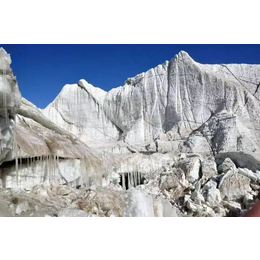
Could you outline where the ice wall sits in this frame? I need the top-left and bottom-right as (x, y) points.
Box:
(0, 48), (22, 165)
(43, 51), (260, 158)
(0, 48), (110, 189)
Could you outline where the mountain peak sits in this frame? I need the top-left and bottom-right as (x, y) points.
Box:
(178, 50), (190, 56)
(174, 50), (193, 61)
(78, 79), (107, 104)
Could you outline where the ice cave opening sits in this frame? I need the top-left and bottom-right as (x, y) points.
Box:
(119, 172), (145, 190)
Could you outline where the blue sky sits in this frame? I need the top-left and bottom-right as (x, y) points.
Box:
(1, 44), (260, 108)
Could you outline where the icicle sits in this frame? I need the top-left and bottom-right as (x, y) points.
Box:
(132, 172), (135, 187)
(85, 156), (93, 187)
(31, 157), (34, 185)
(54, 156), (57, 183)
(52, 155), (54, 183)
(128, 172), (131, 189)
(53, 155), (56, 183)
(48, 155), (51, 184)
(79, 159), (84, 186)
(2, 70), (5, 114)
(47, 155), (49, 183)
(19, 157), (22, 188)
(41, 155), (44, 182)
(26, 157), (29, 183)
(15, 154), (19, 188)
(19, 157), (22, 169)
(49, 155), (52, 184)
(43, 156), (47, 183)
(122, 173), (126, 190)
(1, 70), (4, 114)
(13, 115), (19, 189)
(75, 177), (79, 187)
(3, 69), (8, 124)
(56, 155), (59, 184)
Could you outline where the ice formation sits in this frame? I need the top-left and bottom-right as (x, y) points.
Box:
(1, 47), (260, 217)
(0, 48), (21, 167)
(43, 51), (260, 159)
(0, 48), (108, 190)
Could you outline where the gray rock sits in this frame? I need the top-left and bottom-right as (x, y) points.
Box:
(219, 170), (252, 200)
(238, 168), (260, 182)
(201, 157), (218, 184)
(159, 168), (188, 199)
(191, 190), (205, 205)
(202, 181), (222, 207)
(243, 193), (254, 209)
(176, 156), (201, 183)
(218, 158), (236, 174)
(223, 201), (242, 216)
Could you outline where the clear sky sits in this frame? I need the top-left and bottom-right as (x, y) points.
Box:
(1, 44), (260, 108)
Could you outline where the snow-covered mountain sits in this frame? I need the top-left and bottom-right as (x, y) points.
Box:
(43, 51), (260, 158)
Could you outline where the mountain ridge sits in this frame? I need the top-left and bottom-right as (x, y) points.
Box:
(41, 51), (260, 159)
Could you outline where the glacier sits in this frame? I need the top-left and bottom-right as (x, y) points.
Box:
(0, 47), (260, 217)
(43, 51), (260, 158)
